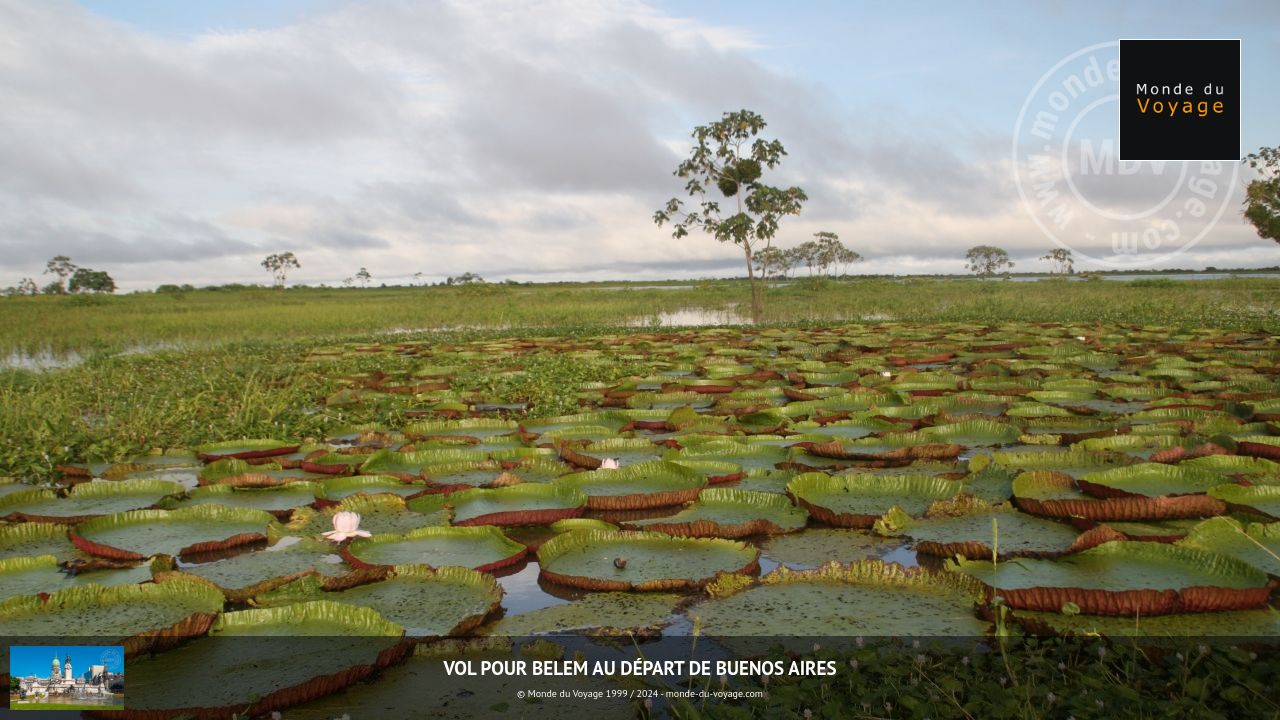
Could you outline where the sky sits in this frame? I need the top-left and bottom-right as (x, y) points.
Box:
(1, 0), (1278, 291)
(10, 645), (124, 677)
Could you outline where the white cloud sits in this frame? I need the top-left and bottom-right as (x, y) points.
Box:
(0, 0), (1271, 292)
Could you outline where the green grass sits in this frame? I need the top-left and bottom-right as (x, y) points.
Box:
(2, 277), (1278, 357)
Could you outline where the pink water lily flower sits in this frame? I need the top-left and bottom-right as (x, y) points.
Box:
(322, 511), (372, 542)
(600, 458), (620, 469)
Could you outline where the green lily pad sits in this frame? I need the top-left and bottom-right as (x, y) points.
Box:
(121, 601), (403, 713)
(345, 526), (526, 573)
(688, 561), (987, 638)
(0, 575), (224, 639)
(553, 460), (707, 510)
(194, 439), (300, 461)
(884, 503), (1084, 559)
(1177, 517), (1280, 576)
(1079, 463), (1223, 497)
(170, 537), (349, 600)
(322, 474), (429, 499)
(0, 555), (152, 602)
(537, 529), (758, 591)
(72, 505), (279, 560)
(408, 483), (587, 526)
(1209, 484), (1280, 519)
(761, 529), (901, 569)
(0, 522), (76, 562)
(620, 488), (808, 537)
(173, 481), (324, 514)
(786, 472), (962, 528)
(0, 479), (184, 521)
(290, 494), (450, 538)
(918, 420), (1020, 446)
(488, 592), (683, 636)
(950, 540), (1271, 615)
(256, 564), (501, 637)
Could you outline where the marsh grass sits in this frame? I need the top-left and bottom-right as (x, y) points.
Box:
(1, 278), (1277, 358)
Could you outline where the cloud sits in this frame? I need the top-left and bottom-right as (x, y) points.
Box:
(0, 0), (1274, 292)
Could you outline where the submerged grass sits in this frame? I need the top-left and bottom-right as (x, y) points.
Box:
(1, 277), (1277, 358)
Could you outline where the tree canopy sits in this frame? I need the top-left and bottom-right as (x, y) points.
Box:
(1243, 147), (1280, 244)
(261, 252), (301, 290)
(965, 245), (1014, 277)
(654, 109), (807, 321)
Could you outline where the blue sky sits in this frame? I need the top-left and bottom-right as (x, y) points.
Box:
(10, 645), (124, 678)
(1, 1), (1277, 290)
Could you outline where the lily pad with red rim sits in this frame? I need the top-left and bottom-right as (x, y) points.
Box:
(552, 460), (707, 510)
(949, 540), (1272, 615)
(71, 505), (280, 561)
(786, 472), (962, 528)
(0, 575), (224, 652)
(194, 439), (301, 462)
(343, 526), (526, 573)
(408, 483), (587, 527)
(537, 529), (759, 591)
(254, 564), (502, 637)
(619, 488), (808, 538)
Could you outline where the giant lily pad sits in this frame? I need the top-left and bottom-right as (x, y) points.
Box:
(121, 601), (404, 716)
(0, 576), (224, 651)
(408, 483), (587, 526)
(322, 474), (429, 500)
(194, 439), (301, 461)
(1078, 463), (1223, 498)
(881, 501), (1089, 559)
(71, 505), (279, 561)
(1177, 516), (1280, 576)
(0, 554), (152, 602)
(786, 472), (962, 528)
(171, 481), (324, 517)
(162, 536), (350, 601)
(0, 522), (76, 561)
(1013, 470), (1226, 521)
(949, 540), (1272, 615)
(344, 526), (526, 573)
(620, 488), (808, 538)
(553, 460), (707, 510)
(359, 448), (488, 480)
(537, 530), (759, 591)
(290, 494), (450, 538)
(0, 479), (184, 523)
(917, 420), (1020, 446)
(255, 564), (501, 637)
(487, 592), (683, 636)
(761, 529), (901, 569)
(1209, 483), (1280, 519)
(688, 561), (987, 638)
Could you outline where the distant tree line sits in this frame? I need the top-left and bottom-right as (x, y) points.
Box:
(2, 255), (116, 297)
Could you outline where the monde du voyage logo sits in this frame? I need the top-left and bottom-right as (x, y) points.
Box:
(1013, 39), (1241, 266)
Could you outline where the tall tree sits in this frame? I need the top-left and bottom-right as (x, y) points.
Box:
(654, 109), (807, 322)
(1039, 248), (1074, 274)
(965, 245), (1014, 277)
(68, 268), (116, 294)
(1243, 147), (1280, 244)
(261, 252), (300, 290)
(43, 255), (77, 294)
(355, 267), (372, 288)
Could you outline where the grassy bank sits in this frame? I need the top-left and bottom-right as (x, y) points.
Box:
(1, 277), (1278, 358)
